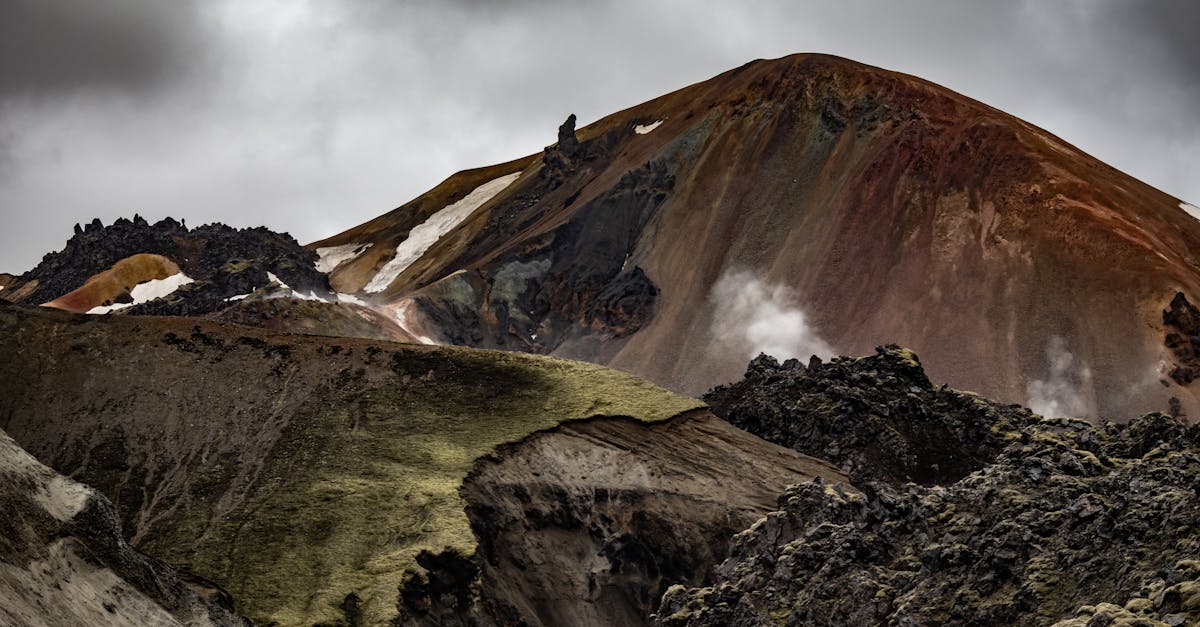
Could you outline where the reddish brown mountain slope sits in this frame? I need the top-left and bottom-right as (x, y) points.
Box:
(314, 53), (1200, 420)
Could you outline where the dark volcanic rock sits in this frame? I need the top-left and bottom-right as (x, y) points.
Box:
(12, 216), (328, 311)
(418, 159), (673, 352)
(557, 113), (581, 157)
(1164, 291), (1200, 385)
(705, 345), (1038, 485)
(541, 113), (583, 190)
(656, 350), (1200, 627)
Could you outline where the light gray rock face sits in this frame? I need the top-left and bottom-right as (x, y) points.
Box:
(0, 428), (249, 627)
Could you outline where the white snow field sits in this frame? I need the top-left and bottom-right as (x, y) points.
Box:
(364, 172), (521, 293)
(1181, 202), (1200, 222)
(314, 242), (372, 273)
(86, 273), (195, 314)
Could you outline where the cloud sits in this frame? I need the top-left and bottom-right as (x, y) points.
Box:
(0, 0), (208, 101)
(0, 1), (1198, 274)
(709, 269), (834, 362)
(1026, 336), (1093, 418)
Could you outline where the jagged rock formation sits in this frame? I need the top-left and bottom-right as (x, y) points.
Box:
(2, 216), (329, 314)
(314, 53), (1200, 420)
(705, 347), (1040, 485)
(0, 427), (248, 626)
(541, 113), (582, 189)
(655, 350), (1200, 627)
(0, 301), (841, 626)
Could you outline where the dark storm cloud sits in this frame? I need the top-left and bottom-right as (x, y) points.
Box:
(0, 0), (207, 100)
(0, 1), (1196, 274)
(1115, 1), (1200, 90)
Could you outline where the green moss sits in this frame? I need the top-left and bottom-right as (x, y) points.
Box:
(143, 346), (701, 625)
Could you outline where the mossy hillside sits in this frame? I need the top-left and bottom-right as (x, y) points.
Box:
(138, 345), (702, 626)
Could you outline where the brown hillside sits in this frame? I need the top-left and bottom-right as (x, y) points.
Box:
(315, 53), (1200, 420)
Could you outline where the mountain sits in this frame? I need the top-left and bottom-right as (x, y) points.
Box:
(0, 426), (248, 626)
(313, 53), (1200, 421)
(0, 301), (845, 625)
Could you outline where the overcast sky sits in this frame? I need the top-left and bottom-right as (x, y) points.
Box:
(1, 0), (1196, 273)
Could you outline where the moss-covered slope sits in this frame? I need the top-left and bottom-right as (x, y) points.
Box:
(0, 302), (701, 625)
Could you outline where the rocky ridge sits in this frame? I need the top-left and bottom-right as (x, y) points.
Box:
(4, 215), (329, 314)
(656, 347), (1200, 626)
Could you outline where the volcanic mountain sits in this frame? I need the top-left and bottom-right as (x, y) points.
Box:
(311, 53), (1200, 421)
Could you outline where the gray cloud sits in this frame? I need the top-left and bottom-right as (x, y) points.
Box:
(0, 0), (208, 100)
(0, 1), (1197, 273)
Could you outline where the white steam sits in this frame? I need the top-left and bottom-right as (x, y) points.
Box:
(709, 269), (834, 362)
(1026, 336), (1092, 418)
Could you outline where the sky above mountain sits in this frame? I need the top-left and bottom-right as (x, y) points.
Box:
(1, 0), (1196, 273)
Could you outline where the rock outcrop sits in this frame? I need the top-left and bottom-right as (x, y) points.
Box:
(1164, 291), (1200, 386)
(397, 411), (848, 626)
(705, 346), (1039, 485)
(655, 350), (1200, 627)
(541, 113), (582, 189)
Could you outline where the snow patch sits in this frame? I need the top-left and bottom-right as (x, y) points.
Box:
(392, 299), (436, 345)
(86, 273), (194, 314)
(264, 270), (339, 302)
(635, 120), (663, 134)
(315, 242), (372, 273)
(1181, 202), (1200, 221)
(364, 172), (522, 293)
(224, 293), (251, 302)
(337, 293), (368, 306)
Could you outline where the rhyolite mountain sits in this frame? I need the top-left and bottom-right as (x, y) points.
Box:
(310, 53), (1200, 421)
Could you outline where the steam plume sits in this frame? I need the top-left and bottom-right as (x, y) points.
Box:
(709, 269), (834, 362)
(1026, 336), (1092, 417)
